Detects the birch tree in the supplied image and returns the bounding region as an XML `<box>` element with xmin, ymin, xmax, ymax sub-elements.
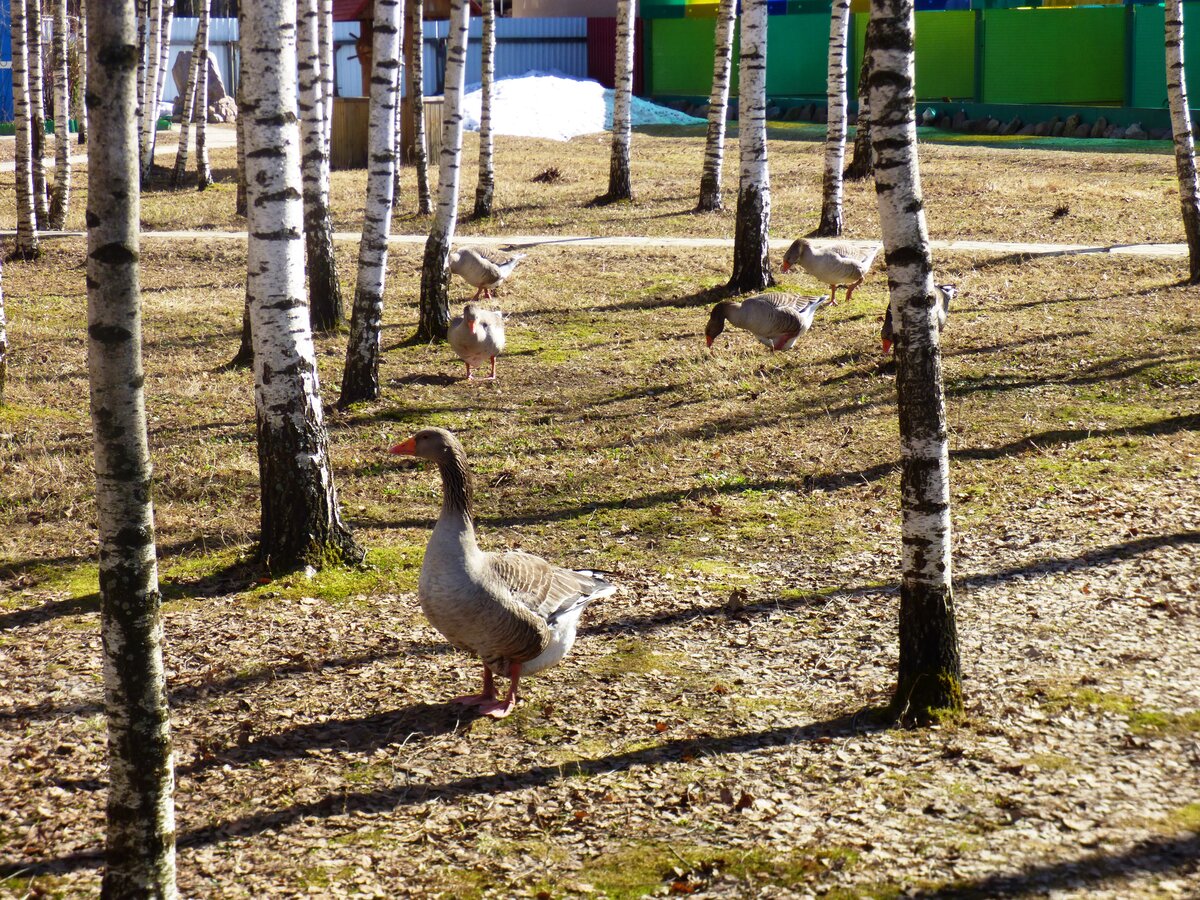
<box><xmin>12</xmin><ymin>0</ymin><xmax>40</xmax><ymax>258</ymax></box>
<box><xmin>728</xmin><ymin>0</ymin><xmax>773</xmax><ymax>293</ymax></box>
<box><xmin>299</xmin><ymin>0</ymin><xmax>343</xmax><ymax>332</ymax></box>
<box><xmin>136</xmin><ymin>0</ymin><xmax>147</xmax><ymax>139</ymax></box>
<box><xmin>697</xmin><ymin>0</ymin><xmax>735</xmax><ymax>213</ymax></box>
<box><xmin>868</xmin><ymin>0</ymin><xmax>963</xmax><ymax>722</ymax></box>
<box><xmin>48</xmin><ymin>0</ymin><xmax>71</xmax><ymax>229</ymax></box>
<box><xmin>235</xmin><ymin>2</ymin><xmax>247</xmax><ymax>216</ymax></box>
<box><xmin>320</xmin><ymin>0</ymin><xmax>335</xmax><ymax>155</ymax></box>
<box><xmin>408</xmin><ymin>0</ymin><xmax>432</xmax><ymax>215</ymax></box>
<box><xmin>340</xmin><ymin>0</ymin><xmax>403</xmax><ymax>402</ymax></box>
<box><xmin>171</xmin><ymin>0</ymin><xmax>210</xmax><ymax>188</ymax></box>
<box><xmin>75</xmin><ymin>1</ymin><xmax>88</xmax><ymax>144</ymax></box>
<box><xmin>146</xmin><ymin>0</ymin><xmax>174</xmax><ymax>182</ymax></box>
<box><xmin>817</xmin><ymin>0</ymin><xmax>851</xmax><ymax>236</ymax></box>
<box><xmin>845</xmin><ymin>48</ymin><xmax>873</xmax><ymax>180</ymax></box>
<box><xmin>196</xmin><ymin>9</ymin><xmax>212</xmax><ymax>191</ymax></box>
<box><xmin>1167</xmin><ymin>0</ymin><xmax>1200</xmax><ymax>282</ymax></box>
<box><xmin>140</xmin><ymin>0</ymin><xmax>163</xmax><ymax>183</ymax></box>
<box><xmin>86</xmin><ymin>1</ymin><xmax>177</xmax><ymax>894</ymax></box>
<box><xmin>242</xmin><ymin>0</ymin><xmax>358</xmax><ymax>569</ymax></box>
<box><xmin>473</xmin><ymin>0</ymin><xmax>496</xmax><ymax>218</ymax></box>
<box><xmin>600</xmin><ymin>0</ymin><xmax>635</xmax><ymax>203</ymax></box>
<box><xmin>28</xmin><ymin>0</ymin><xmax>50</xmax><ymax>229</ymax></box>
<box><xmin>416</xmin><ymin>0</ymin><xmax>469</xmax><ymax>341</ymax></box>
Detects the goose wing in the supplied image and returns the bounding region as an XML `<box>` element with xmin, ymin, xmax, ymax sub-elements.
<box><xmin>488</xmin><ymin>551</ymin><xmax>614</xmax><ymax>622</ymax></box>
<box><xmin>450</xmin><ymin>249</ymin><xmax>503</xmax><ymax>288</ymax></box>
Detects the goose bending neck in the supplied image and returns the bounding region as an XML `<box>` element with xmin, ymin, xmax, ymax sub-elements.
<box><xmin>437</xmin><ymin>452</ymin><xmax>475</xmax><ymax>527</ymax></box>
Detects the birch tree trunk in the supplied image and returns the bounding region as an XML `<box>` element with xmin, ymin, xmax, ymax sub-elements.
<box><xmin>139</xmin><ymin>0</ymin><xmax>162</xmax><ymax>184</ymax></box>
<box><xmin>48</xmin><ymin>0</ymin><xmax>71</xmax><ymax>229</ymax></box>
<box><xmin>299</xmin><ymin>0</ymin><xmax>345</xmax><ymax>333</ymax></box>
<box><xmin>728</xmin><ymin>0</ymin><xmax>773</xmax><ymax>293</ymax></box>
<box><xmin>235</xmin><ymin>2</ymin><xmax>247</xmax><ymax>217</ymax></box>
<box><xmin>86</xmin><ymin>2</ymin><xmax>177</xmax><ymax>895</ymax></box>
<box><xmin>340</xmin><ymin>0</ymin><xmax>403</xmax><ymax>403</ymax></box>
<box><xmin>697</xmin><ymin>0</ymin><xmax>735</xmax><ymax>213</ymax></box>
<box><xmin>171</xmin><ymin>0</ymin><xmax>208</xmax><ymax>188</ymax></box>
<box><xmin>136</xmin><ymin>0</ymin><xmax>147</xmax><ymax>142</ymax></box>
<box><xmin>845</xmin><ymin>46</ymin><xmax>873</xmax><ymax>180</ymax></box>
<box><xmin>601</xmin><ymin>0</ymin><xmax>635</xmax><ymax>203</ymax></box>
<box><xmin>145</xmin><ymin>2</ymin><xmax>174</xmax><ymax>183</ymax></box>
<box><xmin>28</xmin><ymin>0</ymin><xmax>50</xmax><ymax>229</ymax></box>
<box><xmin>196</xmin><ymin>7</ymin><xmax>212</xmax><ymax>190</ymax></box>
<box><xmin>817</xmin><ymin>0</ymin><xmax>850</xmax><ymax>237</ymax></box>
<box><xmin>11</xmin><ymin>0</ymin><xmax>40</xmax><ymax>258</ymax></box>
<box><xmin>1166</xmin><ymin>0</ymin><xmax>1200</xmax><ymax>282</ymax></box>
<box><xmin>408</xmin><ymin>0</ymin><xmax>432</xmax><ymax>215</ymax></box>
<box><xmin>416</xmin><ymin>0</ymin><xmax>469</xmax><ymax>341</ymax></box>
<box><xmin>75</xmin><ymin>0</ymin><xmax>88</xmax><ymax>144</ymax></box>
<box><xmin>472</xmin><ymin>0</ymin><xmax>496</xmax><ymax>218</ymax></box>
<box><xmin>229</xmin><ymin>290</ymin><xmax>254</xmax><ymax>368</ymax></box>
<box><xmin>242</xmin><ymin>0</ymin><xmax>358</xmax><ymax>570</ymax></box>
<box><xmin>868</xmin><ymin>0</ymin><xmax>963</xmax><ymax>723</ymax></box>
<box><xmin>320</xmin><ymin>0</ymin><xmax>335</xmax><ymax>156</ymax></box>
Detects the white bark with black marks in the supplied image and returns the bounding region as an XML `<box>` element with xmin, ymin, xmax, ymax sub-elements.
<box><xmin>1166</xmin><ymin>0</ymin><xmax>1200</xmax><ymax>282</ymax></box>
<box><xmin>234</xmin><ymin>2</ymin><xmax>247</xmax><ymax>217</ymax></box>
<box><xmin>409</xmin><ymin>0</ymin><xmax>432</xmax><ymax>215</ymax></box>
<box><xmin>320</xmin><ymin>0</ymin><xmax>335</xmax><ymax>157</ymax></box>
<box><xmin>11</xmin><ymin>0</ymin><xmax>39</xmax><ymax>257</ymax></box>
<box><xmin>171</xmin><ymin>0</ymin><xmax>209</xmax><ymax>188</ymax></box>
<box><xmin>145</xmin><ymin>1</ymin><xmax>174</xmax><ymax>183</ymax></box>
<box><xmin>0</xmin><ymin>263</ymin><xmax>7</xmax><ymax>404</ymax></box>
<box><xmin>49</xmin><ymin>0</ymin><xmax>71</xmax><ymax>229</ymax></box>
<box><xmin>728</xmin><ymin>0</ymin><xmax>773</xmax><ymax>293</ymax></box>
<box><xmin>195</xmin><ymin>0</ymin><xmax>213</xmax><ymax>189</ymax></box>
<box><xmin>140</xmin><ymin>0</ymin><xmax>162</xmax><ymax>184</ymax></box>
<box><xmin>28</xmin><ymin>0</ymin><xmax>49</xmax><ymax>229</ymax></box>
<box><xmin>604</xmin><ymin>0</ymin><xmax>635</xmax><ymax>202</ymax></box>
<box><xmin>473</xmin><ymin>0</ymin><xmax>496</xmax><ymax>218</ymax></box>
<box><xmin>817</xmin><ymin>0</ymin><xmax>850</xmax><ymax>237</ymax></box>
<box><xmin>299</xmin><ymin>0</ymin><xmax>343</xmax><ymax>332</ymax></box>
<box><xmin>86</xmin><ymin>2</ymin><xmax>177</xmax><ymax>894</ymax></box>
<box><xmin>868</xmin><ymin>0</ymin><xmax>962</xmax><ymax>720</ymax></box>
<box><xmin>845</xmin><ymin>46</ymin><xmax>873</xmax><ymax>180</ymax></box>
<box><xmin>697</xmin><ymin>0</ymin><xmax>735</xmax><ymax>213</ymax></box>
<box><xmin>136</xmin><ymin>0</ymin><xmax>147</xmax><ymax>142</ymax></box>
<box><xmin>75</xmin><ymin>1</ymin><xmax>88</xmax><ymax>144</ymax></box>
<box><xmin>417</xmin><ymin>0</ymin><xmax>470</xmax><ymax>341</ymax></box>
<box><xmin>340</xmin><ymin>0</ymin><xmax>403</xmax><ymax>404</ymax></box>
<box><xmin>242</xmin><ymin>0</ymin><xmax>358</xmax><ymax>569</ymax></box>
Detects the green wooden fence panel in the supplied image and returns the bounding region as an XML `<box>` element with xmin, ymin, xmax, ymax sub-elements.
<box><xmin>851</xmin><ymin>11</ymin><xmax>975</xmax><ymax>102</ymax></box>
<box><xmin>649</xmin><ymin>17</ymin><xmax>726</xmax><ymax>96</ymax></box>
<box><xmin>982</xmin><ymin>7</ymin><xmax>1126</xmax><ymax>104</ymax></box>
<box><xmin>1129</xmin><ymin>2</ymin><xmax>1200</xmax><ymax>110</ymax></box>
<box><xmin>765</xmin><ymin>14</ymin><xmax>829</xmax><ymax>95</ymax></box>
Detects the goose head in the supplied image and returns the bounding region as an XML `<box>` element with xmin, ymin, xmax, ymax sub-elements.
<box><xmin>780</xmin><ymin>239</ymin><xmax>810</xmax><ymax>273</ymax></box>
<box><xmin>389</xmin><ymin>427</ymin><xmax>465</xmax><ymax>463</ymax></box>
<box><xmin>704</xmin><ymin>301</ymin><xmax>734</xmax><ymax>347</ymax></box>
<box><xmin>461</xmin><ymin>302</ymin><xmax>482</xmax><ymax>333</ymax></box>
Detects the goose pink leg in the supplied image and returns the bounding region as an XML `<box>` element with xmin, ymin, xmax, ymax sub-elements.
<box><xmin>844</xmin><ymin>278</ymin><xmax>863</xmax><ymax>303</ymax></box>
<box><xmin>487</xmin><ymin>356</ymin><xmax>497</xmax><ymax>379</ymax></box>
<box><xmin>477</xmin><ymin>662</ymin><xmax>522</xmax><ymax>718</ymax></box>
<box><xmin>827</xmin><ymin>285</ymin><xmax>840</xmax><ymax>306</ymax></box>
<box><xmin>451</xmin><ymin>667</ymin><xmax>496</xmax><ymax>706</ymax></box>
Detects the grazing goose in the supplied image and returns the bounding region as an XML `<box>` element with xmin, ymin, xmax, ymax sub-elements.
<box><xmin>780</xmin><ymin>239</ymin><xmax>880</xmax><ymax>305</ymax></box>
<box><xmin>881</xmin><ymin>283</ymin><xmax>957</xmax><ymax>354</ymax></box>
<box><xmin>705</xmin><ymin>293</ymin><xmax>831</xmax><ymax>352</ymax></box>
<box><xmin>449</xmin><ymin>247</ymin><xmax>527</xmax><ymax>300</ymax></box>
<box><xmin>448</xmin><ymin>303</ymin><xmax>506</xmax><ymax>380</ymax></box>
<box><xmin>389</xmin><ymin>428</ymin><xmax>615</xmax><ymax>718</ymax></box>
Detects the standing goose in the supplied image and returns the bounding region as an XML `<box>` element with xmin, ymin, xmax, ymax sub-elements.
<box><xmin>780</xmin><ymin>238</ymin><xmax>880</xmax><ymax>305</ymax></box>
<box><xmin>881</xmin><ymin>283</ymin><xmax>957</xmax><ymax>354</ymax></box>
<box><xmin>390</xmin><ymin>428</ymin><xmax>615</xmax><ymax>718</ymax></box>
<box><xmin>449</xmin><ymin>247</ymin><xmax>527</xmax><ymax>300</ymax></box>
<box><xmin>705</xmin><ymin>293</ymin><xmax>831</xmax><ymax>352</ymax></box>
<box><xmin>448</xmin><ymin>303</ymin><xmax>506</xmax><ymax>380</ymax></box>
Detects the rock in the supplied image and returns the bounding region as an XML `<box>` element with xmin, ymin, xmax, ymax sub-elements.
<box><xmin>815</xmin><ymin>105</ymin><xmax>828</xmax><ymax>124</ymax></box>
<box><xmin>1089</xmin><ymin>116</ymin><xmax>1108</xmax><ymax>138</ymax></box>
<box><xmin>937</xmin><ymin>115</ymin><xmax>953</xmax><ymax>130</ymax></box>
<box><xmin>921</xmin><ymin>107</ymin><xmax>937</xmax><ymax>126</ymax></box>
<box><xmin>1124</xmin><ymin>122</ymin><xmax>1148</xmax><ymax>140</ymax></box>
<box><xmin>1033</xmin><ymin>121</ymin><xmax>1048</xmax><ymax>136</ymax></box>
<box><xmin>1151</xmin><ymin>127</ymin><xmax>1170</xmax><ymax>140</ymax></box>
<box><xmin>171</xmin><ymin>50</ymin><xmax>228</xmax><ymax>109</ymax></box>
<box><xmin>952</xmin><ymin>110</ymin><xmax>969</xmax><ymax>130</ymax></box>
<box><xmin>784</xmin><ymin>105</ymin><xmax>805</xmax><ymax>121</ymax></box>
<box><xmin>1074</xmin><ymin>124</ymin><xmax>1090</xmax><ymax>138</ymax></box>
<box><xmin>985</xmin><ymin>117</ymin><xmax>1001</xmax><ymax>134</ymax></box>
<box><xmin>802</xmin><ymin>103</ymin><xmax>816</xmax><ymax>121</ymax></box>
<box><xmin>1018</xmin><ymin>123</ymin><xmax>1036</xmax><ymax>136</ymax></box>
<box><xmin>208</xmin><ymin>96</ymin><xmax>238</xmax><ymax>124</ymax></box>
<box><xmin>694</xmin><ymin>103</ymin><xmax>711</xmax><ymax>119</ymax></box>
<box><xmin>1104</xmin><ymin>124</ymin><xmax>1118</xmax><ymax>138</ymax></box>
<box><xmin>1051</xmin><ymin>121</ymin><xmax>1066</xmax><ymax>137</ymax></box>
<box><xmin>1001</xmin><ymin>116</ymin><xmax>1023</xmax><ymax>135</ymax></box>
<box><xmin>1064</xmin><ymin>113</ymin><xmax>1082</xmax><ymax>133</ymax></box>
<box><xmin>765</xmin><ymin>105</ymin><xmax>781</xmax><ymax>120</ymax></box>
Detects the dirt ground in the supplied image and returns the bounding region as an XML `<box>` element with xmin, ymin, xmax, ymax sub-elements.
<box><xmin>0</xmin><ymin>127</ymin><xmax>1197</xmax><ymax>898</ymax></box>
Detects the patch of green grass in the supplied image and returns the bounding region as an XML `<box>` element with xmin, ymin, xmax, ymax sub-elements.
<box><xmin>1025</xmin><ymin>753</ymin><xmax>1077</xmax><ymax>772</ymax></box>
<box><xmin>342</xmin><ymin>762</ymin><xmax>393</xmax><ymax>785</ymax></box>
<box><xmin>247</xmin><ymin>545</ymin><xmax>423</xmax><ymax>604</ymax></box>
<box><xmin>591</xmin><ymin>638</ymin><xmax>687</xmax><ymax>679</ymax></box>
<box><xmin>1167</xmin><ymin>802</ymin><xmax>1200</xmax><ymax>832</ymax></box>
<box><xmin>1043</xmin><ymin>688</ymin><xmax>1200</xmax><ymax>736</ymax></box>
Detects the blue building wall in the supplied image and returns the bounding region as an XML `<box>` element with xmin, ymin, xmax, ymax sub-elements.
<box><xmin>0</xmin><ymin>0</ymin><xmax>13</xmax><ymax>123</ymax></box>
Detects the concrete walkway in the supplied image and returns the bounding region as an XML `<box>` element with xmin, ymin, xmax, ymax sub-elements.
<box><xmin>3</xmin><ymin>228</ymin><xmax>1189</xmax><ymax>259</ymax></box>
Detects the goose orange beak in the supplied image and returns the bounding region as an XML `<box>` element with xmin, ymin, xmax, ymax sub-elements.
<box><xmin>881</xmin><ymin>339</ymin><xmax>893</xmax><ymax>355</ymax></box>
<box><xmin>389</xmin><ymin>437</ymin><xmax>417</xmax><ymax>455</ymax></box>
<box><xmin>780</xmin><ymin>260</ymin><xmax>791</xmax><ymax>273</ymax></box>
<box><xmin>705</xmin><ymin>335</ymin><xmax>714</xmax><ymax>348</ymax></box>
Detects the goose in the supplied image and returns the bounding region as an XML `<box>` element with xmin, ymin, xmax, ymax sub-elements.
<box><xmin>705</xmin><ymin>293</ymin><xmax>831</xmax><ymax>352</ymax></box>
<box><xmin>880</xmin><ymin>284</ymin><xmax>957</xmax><ymax>354</ymax></box>
<box><xmin>448</xmin><ymin>303</ymin><xmax>506</xmax><ymax>380</ymax></box>
<box><xmin>780</xmin><ymin>239</ymin><xmax>880</xmax><ymax>305</ymax></box>
<box><xmin>389</xmin><ymin>428</ymin><xmax>615</xmax><ymax>718</ymax></box>
<box><xmin>449</xmin><ymin>247</ymin><xmax>527</xmax><ymax>300</ymax></box>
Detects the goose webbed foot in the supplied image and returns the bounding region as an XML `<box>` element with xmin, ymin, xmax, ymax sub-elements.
<box><xmin>478</xmin><ymin>662</ymin><xmax>521</xmax><ymax>718</ymax></box>
<box><xmin>451</xmin><ymin>667</ymin><xmax>496</xmax><ymax>706</ymax></box>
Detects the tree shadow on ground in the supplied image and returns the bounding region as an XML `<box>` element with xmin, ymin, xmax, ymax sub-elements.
<box><xmin>590</xmin><ymin>282</ymin><xmax>734</xmax><ymax>314</ymax></box>
<box><xmin>907</xmin><ymin>831</ymin><xmax>1199</xmax><ymax>898</ymax></box>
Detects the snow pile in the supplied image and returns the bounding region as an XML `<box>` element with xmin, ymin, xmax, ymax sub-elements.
<box><xmin>460</xmin><ymin>72</ymin><xmax>704</xmax><ymax>142</ymax></box>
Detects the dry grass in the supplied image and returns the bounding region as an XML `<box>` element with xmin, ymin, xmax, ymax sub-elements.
<box><xmin>1</xmin><ymin>131</ymin><xmax>1198</xmax><ymax>898</ymax></box>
